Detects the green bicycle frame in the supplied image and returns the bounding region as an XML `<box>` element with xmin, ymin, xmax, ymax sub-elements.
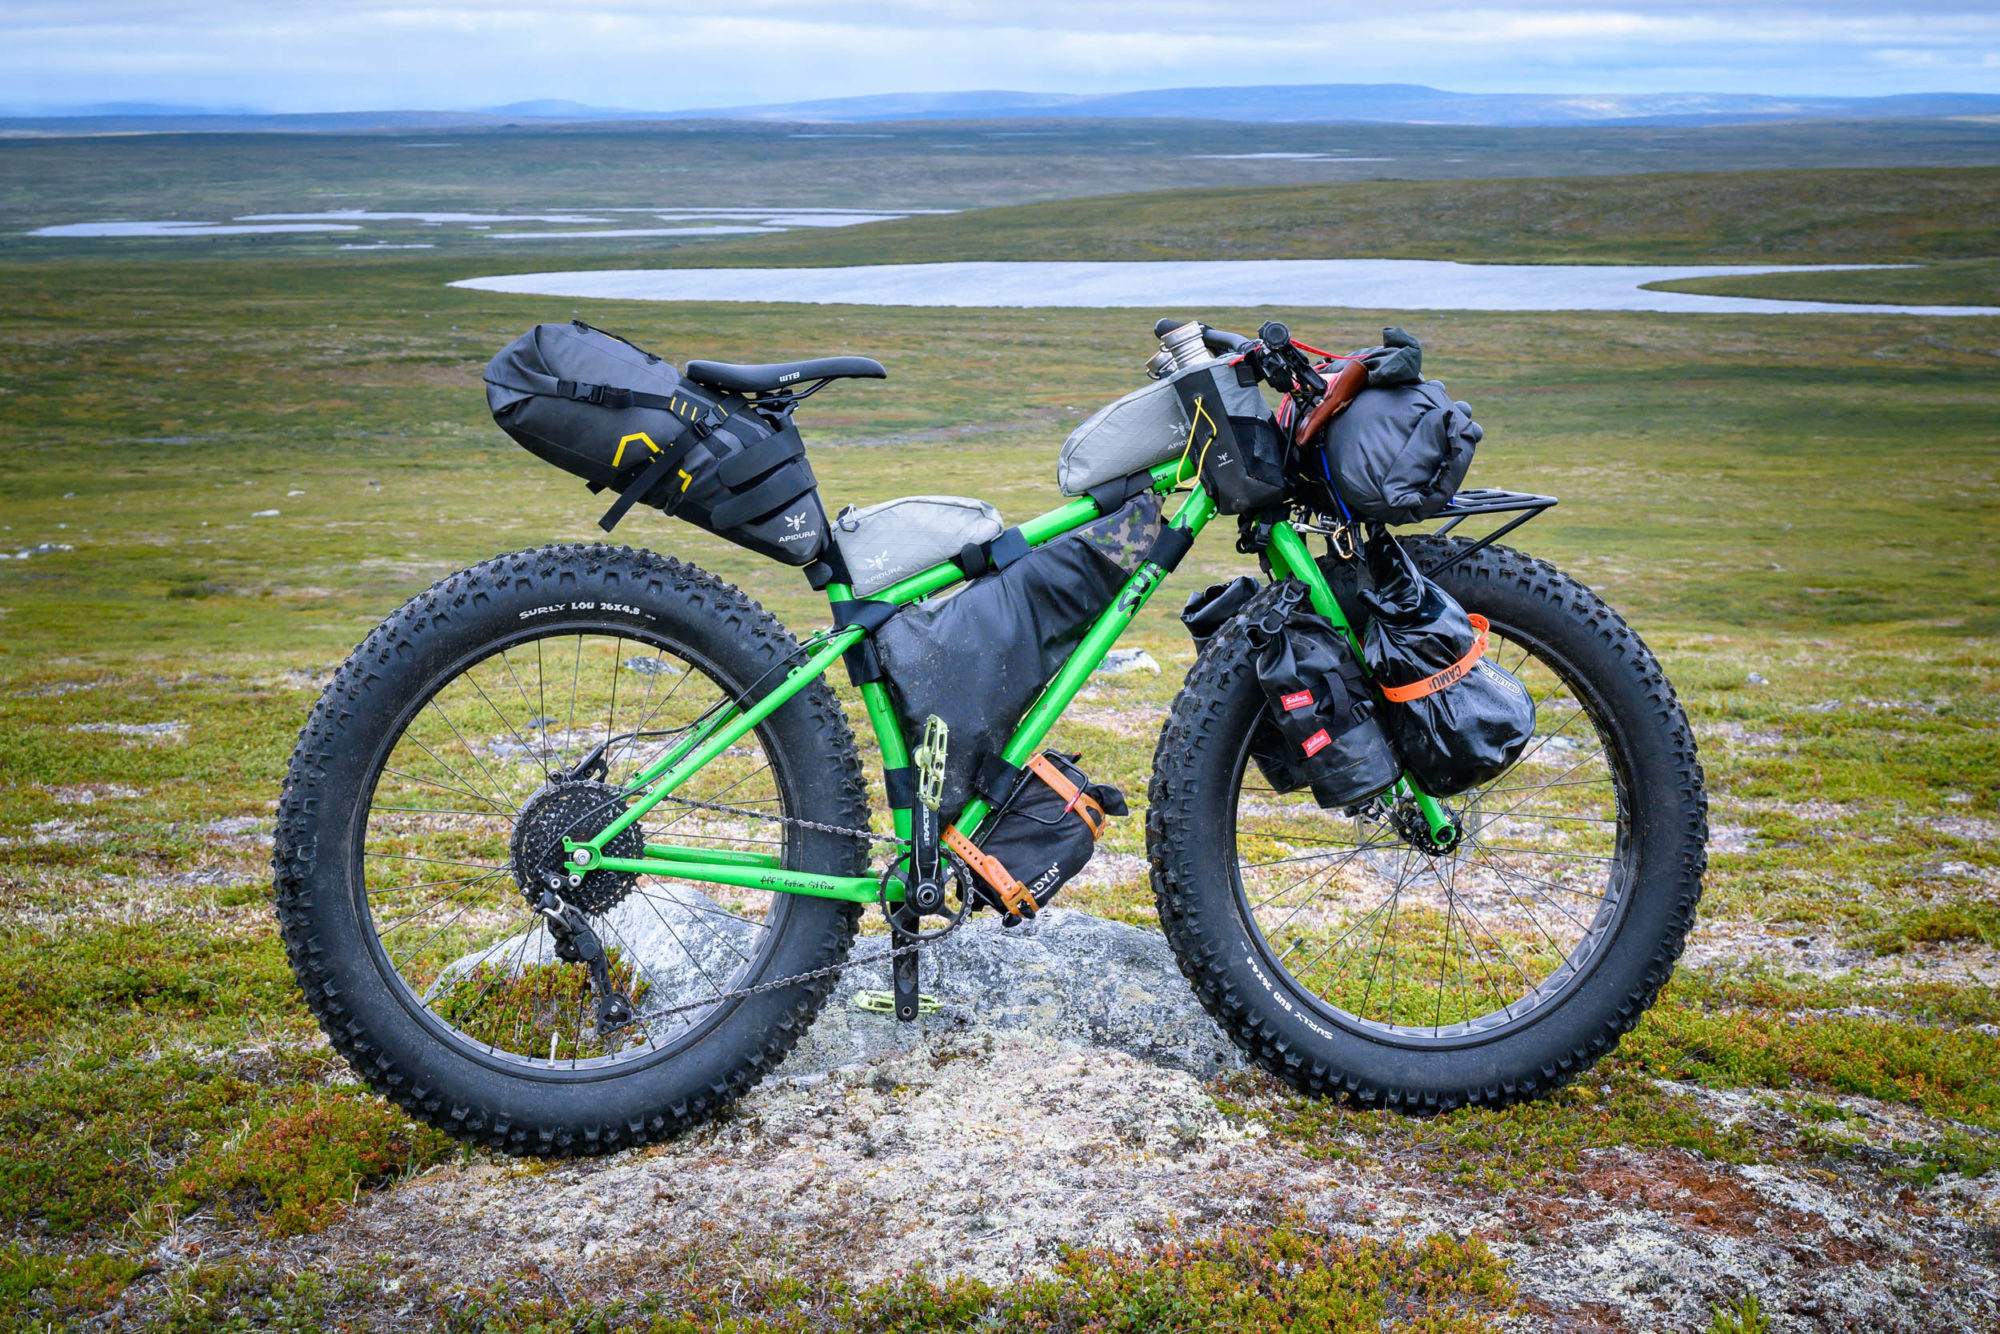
<box><xmin>567</xmin><ymin>457</ymin><xmax>1456</xmax><ymax>902</ymax></box>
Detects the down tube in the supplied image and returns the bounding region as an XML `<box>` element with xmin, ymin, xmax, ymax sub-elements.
<box><xmin>951</xmin><ymin>485</ymin><xmax>1219</xmax><ymax>836</ymax></box>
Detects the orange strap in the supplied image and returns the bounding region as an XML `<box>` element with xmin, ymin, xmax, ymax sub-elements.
<box><xmin>945</xmin><ymin>755</ymin><xmax>1112</xmax><ymax>917</ymax></box>
<box><xmin>1025</xmin><ymin>753</ymin><xmax>1108</xmax><ymax>839</ymax></box>
<box><xmin>943</xmin><ymin>827</ymin><xmax>1038</xmax><ymax>917</ymax></box>
<box><xmin>1378</xmin><ymin>614</ymin><xmax>1490</xmax><ymax>704</ymax></box>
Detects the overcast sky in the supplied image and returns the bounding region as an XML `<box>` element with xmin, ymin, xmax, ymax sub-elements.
<box><xmin>5</xmin><ymin>2</ymin><xmax>1998</xmax><ymax>113</ymax></box>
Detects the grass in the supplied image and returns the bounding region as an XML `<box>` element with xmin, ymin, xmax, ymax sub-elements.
<box><xmin>674</xmin><ymin>166</ymin><xmax>2000</xmax><ymax>267</ymax></box>
<box><xmin>0</xmin><ymin>155</ymin><xmax>1996</xmax><ymax>1326</ymax></box>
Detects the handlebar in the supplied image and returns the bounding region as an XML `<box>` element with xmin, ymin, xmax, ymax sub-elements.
<box><xmin>1152</xmin><ymin>316</ymin><xmax>1253</xmax><ymax>356</ymax></box>
<box><xmin>1151</xmin><ymin>317</ymin><xmax>1326</xmax><ymax>395</ymax></box>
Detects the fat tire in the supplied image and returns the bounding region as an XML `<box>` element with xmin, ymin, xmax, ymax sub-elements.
<box><xmin>1148</xmin><ymin>537</ymin><xmax>1707</xmax><ymax>1112</ymax></box>
<box><xmin>273</xmin><ymin>543</ymin><xmax>869</xmax><ymax>1155</ymax></box>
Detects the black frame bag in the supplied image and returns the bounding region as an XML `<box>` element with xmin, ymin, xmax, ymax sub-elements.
<box><xmin>484</xmin><ymin>321</ymin><xmax>830</xmax><ymax>566</ymax></box>
<box><xmin>1171</xmin><ymin>363</ymin><xmax>1287</xmax><ymax>515</ymax></box>
<box><xmin>1246</xmin><ymin>582</ymin><xmax>1402</xmax><ymax>809</ymax></box>
<box><xmin>872</xmin><ymin>494</ymin><xmax>1164</xmax><ymax>820</ymax></box>
<box><xmin>947</xmin><ymin>752</ymin><xmax>1127</xmax><ymax>920</ymax></box>
<box><xmin>1359</xmin><ymin>531</ymin><xmax>1535</xmax><ymax>796</ymax></box>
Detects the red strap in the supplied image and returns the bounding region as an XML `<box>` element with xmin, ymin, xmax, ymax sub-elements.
<box><xmin>1378</xmin><ymin>615</ymin><xmax>1490</xmax><ymax>704</ymax></box>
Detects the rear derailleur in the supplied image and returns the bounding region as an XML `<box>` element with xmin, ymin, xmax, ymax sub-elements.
<box><xmin>534</xmin><ymin>876</ymin><xmax>635</xmax><ymax>1035</ymax></box>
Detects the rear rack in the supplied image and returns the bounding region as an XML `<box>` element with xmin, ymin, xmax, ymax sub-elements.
<box><xmin>1424</xmin><ymin>488</ymin><xmax>1558</xmax><ymax>575</ymax></box>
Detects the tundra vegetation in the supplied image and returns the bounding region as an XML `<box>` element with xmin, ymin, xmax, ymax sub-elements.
<box><xmin>0</xmin><ymin>124</ymin><xmax>1995</xmax><ymax>1330</ymax></box>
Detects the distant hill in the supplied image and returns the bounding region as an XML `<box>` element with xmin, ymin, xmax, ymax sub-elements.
<box><xmin>6</xmin><ymin>84</ymin><xmax>2000</xmax><ymax>135</ymax></box>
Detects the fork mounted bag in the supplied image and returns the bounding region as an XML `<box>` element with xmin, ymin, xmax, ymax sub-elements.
<box><xmin>947</xmin><ymin>751</ymin><xmax>1127</xmax><ymax>920</ymax></box>
<box><xmin>873</xmin><ymin>493</ymin><xmax>1163</xmax><ymax>819</ymax></box>
<box><xmin>1247</xmin><ymin>582</ymin><xmax>1402</xmax><ymax>809</ymax></box>
<box><xmin>1180</xmin><ymin>576</ymin><xmax>1308</xmax><ymax>795</ymax></box>
<box><xmin>484</xmin><ymin>321</ymin><xmax>829</xmax><ymax>565</ymax></box>
<box><xmin>1359</xmin><ymin>530</ymin><xmax>1535</xmax><ymax>796</ymax></box>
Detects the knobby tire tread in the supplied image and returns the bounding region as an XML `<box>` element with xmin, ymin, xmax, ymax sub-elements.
<box><xmin>273</xmin><ymin>543</ymin><xmax>869</xmax><ymax>1156</ymax></box>
<box><xmin>1147</xmin><ymin>537</ymin><xmax>1708</xmax><ymax>1113</ymax></box>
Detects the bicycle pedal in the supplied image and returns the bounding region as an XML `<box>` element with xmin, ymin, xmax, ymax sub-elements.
<box><xmin>851</xmin><ymin>989</ymin><xmax>938</xmax><ymax>1015</ymax></box>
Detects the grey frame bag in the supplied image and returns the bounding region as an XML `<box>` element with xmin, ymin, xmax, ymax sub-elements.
<box><xmin>484</xmin><ymin>321</ymin><xmax>830</xmax><ymax>566</ymax></box>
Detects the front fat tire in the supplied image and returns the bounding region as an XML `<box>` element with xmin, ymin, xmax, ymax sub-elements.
<box><xmin>273</xmin><ymin>544</ymin><xmax>869</xmax><ymax>1155</ymax></box>
<box><xmin>1148</xmin><ymin>538</ymin><xmax>1707</xmax><ymax>1112</ymax></box>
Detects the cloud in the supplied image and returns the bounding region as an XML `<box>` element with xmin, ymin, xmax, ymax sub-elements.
<box><xmin>3</xmin><ymin>2</ymin><xmax>1998</xmax><ymax>112</ymax></box>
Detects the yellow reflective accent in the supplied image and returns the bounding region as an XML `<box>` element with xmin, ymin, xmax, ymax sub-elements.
<box><xmin>677</xmin><ymin>469</ymin><xmax>693</xmax><ymax>491</ymax></box>
<box><xmin>612</xmin><ymin>432</ymin><xmax>660</xmax><ymax>469</ymax></box>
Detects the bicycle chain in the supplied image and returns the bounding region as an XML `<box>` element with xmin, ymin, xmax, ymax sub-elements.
<box><xmin>595</xmin><ymin>793</ymin><xmax>960</xmax><ymax>1032</ymax></box>
<box><xmin>649</xmin><ymin>790</ymin><xmax>911</xmax><ymax>848</ymax></box>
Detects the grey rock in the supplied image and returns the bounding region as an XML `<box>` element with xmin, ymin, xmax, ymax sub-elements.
<box><xmin>436</xmin><ymin>889</ymin><xmax>1242</xmax><ymax>1078</ymax></box>
<box><xmin>778</xmin><ymin>907</ymin><xmax>1244</xmax><ymax>1079</ymax></box>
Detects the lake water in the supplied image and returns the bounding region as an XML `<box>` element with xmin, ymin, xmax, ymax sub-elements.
<box><xmin>27</xmin><ymin>207</ymin><xmax>955</xmax><ymax>241</ymax></box>
<box><xmin>449</xmin><ymin>259</ymin><xmax>2000</xmax><ymax>316</ymax></box>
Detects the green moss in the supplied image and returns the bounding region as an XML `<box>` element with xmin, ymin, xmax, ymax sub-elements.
<box><xmin>165</xmin><ymin>1096</ymin><xmax>456</xmax><ymax>1237</ymax></box>
<box><xmin>1220</xmin><ymin>1067</ymin><xmax>1754</xmax><ymax>1189</ymax></box>
<box><xmin>1621</xmin><ymin>995</ymin><xmax>2000</xmax><ymax>1129</ymax></box>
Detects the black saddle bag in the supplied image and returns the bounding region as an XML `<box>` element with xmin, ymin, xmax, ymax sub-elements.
<box><xmin>949</xmin><ymin>751</ymin><xmax>1127</xmax><ymax>920</ymax></box>
<box><xmin>873</xmin><ymin>494</ymin><xmax>1163</xmax><ymax>820</ymax></box>
<box><xmin>1246</xmin><ymin>582</ymin><xmax>1402</xmax><ymax>809</ymax></box>
<box><xmin>1171</xmin><ymin>362</ymin><xmax>1287</xmax><ymax>515</ymax></box>
<box><xmin>1359</xmin><ymin>531</ymin><xmax>1535</xmax><ymax>796</ymax></box>
<box><xmin>484</xmin><ymin>321</ymin><xmax>829</xmax><ymax>565</ymax></box>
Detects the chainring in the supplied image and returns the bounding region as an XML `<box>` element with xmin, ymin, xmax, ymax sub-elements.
<box><xmin>510</xmin><ymin>779</ymin><xmax>647</xmax><ymax>913</ymax></box>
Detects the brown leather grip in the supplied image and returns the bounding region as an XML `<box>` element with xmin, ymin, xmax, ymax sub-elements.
<box><xmin>1293</xmin><ymin>359</ymin><xmax>1370</xmax><ymax>447</ymax></box>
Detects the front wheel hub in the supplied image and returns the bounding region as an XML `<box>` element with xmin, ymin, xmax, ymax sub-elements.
<box><xmin>510</xmin><ymin>779</ymin><xmax>646</xmax><ymax>913</ymax></box>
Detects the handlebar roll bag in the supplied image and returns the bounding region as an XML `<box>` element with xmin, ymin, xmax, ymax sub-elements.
<box><xmin>1314</xmin><ymin>380</ymin><xmax>1481</xmax><ymax>525</ymax></box>
<box><xmin>485</xmin><ymin>321</ymin><xmax>829</xmax><ymax>565</ymax></box>
<box><xmin>874</xmin><ymin>493</ymin><xmax>1163</xmax><ymax>820</ymax></box>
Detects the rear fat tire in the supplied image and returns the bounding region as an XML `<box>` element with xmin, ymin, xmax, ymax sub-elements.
<box><xmin>1147</xmin><ymin>538</ymin><xmax>1707</xmax><ymax>1111</ymax></box>
<box><xmin>273</xmin><ymin>544</ymin><xmax>869</xmax><ymax>1156</ymax></box>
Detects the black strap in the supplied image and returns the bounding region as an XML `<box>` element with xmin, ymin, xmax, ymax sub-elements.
<box><xmin>553</xmin><ymin>378</ymin><xmax>723</xmax><ymax>438</ymax></box>
<box><xmin>987</xmin><ymin>528</ymin><xmax>1031</xmax><ymax>571</ymax></box>
<box><xmin>804</xmin><ymin>541</ymin><xmax>851</xmax><ymax>591</ymax></box>
<box><xmin>707</xmin><ymin>459</ymin><xmax>816</xmax><ymax>529</ymax></box>
<box><xmin>714</xmin><ymin>426</ymin><xmax>804</xmax><ymax>488</ymax></box>
<box><xmin>882</xmin><ymin>766</ymin><xmax>916</xmax><ymax>811</ymax></box>
<box><xmin>830</xmin><ymin>599</ymin><xmax>900</xmax><ymax>636</ymax></box>
<box><xmin>1086</xmin><ymin>472</ymin><xmax>1155</xmax><ymax>514</ymax></box>
<box><xmin>842</xmin><ymin>640</ymin><xmax>885</xmax><ymax>686</ymax></box>
<box><xmin>952</xmin><ymin>526</ymin><xmax>1030</xmax><ymax>579</ymax></box>
<box><xmin>1146</xmin><ymin>525</ymin><xmax>1195</xmax><ymax>573</ymax></box>
<box><xmin>973</xmin><ymin>752</ymin><xmax>1023</xmax><ymax>807</ymax></box>
<box><xmin>596</xmin><ymin>453</ymin><xmax>679</xmax><ymax>533</ymax></box>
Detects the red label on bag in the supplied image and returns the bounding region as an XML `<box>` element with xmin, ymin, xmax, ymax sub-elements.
<box><xmin>1280</xmin><ymin>689</ymin><xmax>1314</xmax><ymax>712</ymax></box>
<box><xmin>1302</xmin><ymin>729</ymin><xmax>1332</xmax><ymax>757</ymax></box>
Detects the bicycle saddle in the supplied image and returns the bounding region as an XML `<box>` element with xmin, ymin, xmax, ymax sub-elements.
<box><xmin>683</xmin><ymin>356</ymin><xmax>886</xmax><ymax>394</ymax></box>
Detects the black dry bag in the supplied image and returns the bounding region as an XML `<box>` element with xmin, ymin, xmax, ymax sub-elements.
<box><xmin>1246</xmin><ymin>582</ymin><xmax>1402</xmax><ymax>809</ymax></box>
<box><xmin>1181</xmin><ymin>576</ymin><xmax>1312</xmax><ymax>796</ymax></box>
<box><xmin>484</xmin><ymin>321</ymin><xmax>830</xmax><ymax>565</ymax></box>
<box><xmin>948</xmin><ymin>752</ymin><xmax>1127</xmax><ymax>921</ymax></box>
<box><xmin>1358</xmin><ymin>531</ymin><xmax>1535</xmax><ymax>797</ymax></box>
